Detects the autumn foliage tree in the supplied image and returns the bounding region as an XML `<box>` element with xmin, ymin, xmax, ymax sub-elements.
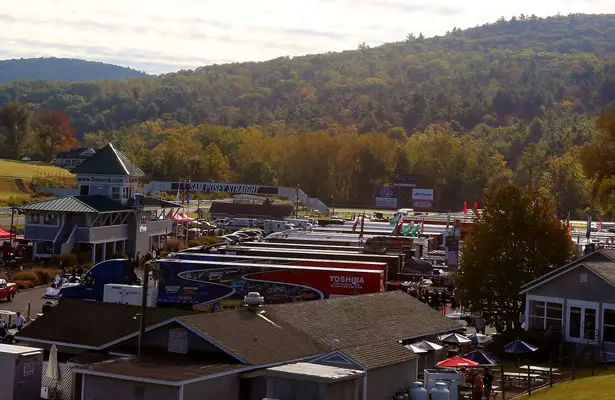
<box><xmin>35</xmin><ymin>109</ymin><xmax>77</xmax><ymax>160</ymax></box>
<box><xmin>456</xmin><ymin>184</ymin><xmax>574</xmax><ymax>332</ymax></box>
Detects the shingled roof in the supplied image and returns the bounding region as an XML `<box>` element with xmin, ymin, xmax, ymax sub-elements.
<box><xmin>179</xmin><ymin>291</ymin><xmax>456</xmax><ymax>369</ymax></box>
<box><xmin>71</xmin><ymin>143</ymin><xmax>144</xmax><ymax>176</ymax></box>
<box><xmin>17</xmin><ymin>300</ymin><xmax>193</xmax><ymax>348</ymax></box>
<box><xmin>179</xmin><ymin>309</ymin><xmax>327</xmax><ymax>365</ymax></box>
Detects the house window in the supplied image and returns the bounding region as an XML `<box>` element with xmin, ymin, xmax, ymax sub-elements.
<box><xmin>580</xmin><ymin>274</ymin><xmax>588</xmax><ymax>283</ymax></box>
<box><xmin>529</xmin><ymin>301</ymin><xmax>545</xmax><ymax>330</ymax></box>
<box><xmin>528</xmin><ymin>300</ymin><xmax>563</xmax><ymax>330</ymax></box>
<box><xmin>604</xmin><ymin>309</ymin><xmax>615</xmax><ymax>343</ymax></box>
<box><xmin>112</xmin><ymin>187</ymin><xmax>120</xmax><ymax>199</ymax></box>
<box><xmin>44</xmin><ymin>214</ymin><xmax>58</xmax><ymax>225</ymax></box>
<box><xmin>546</xmin><ymin>303</ymin><xmax>563</xmax><ymax>329</ymax></box>
<box><xmin>80</xmin><ymin>185</ymin><xmax>89</xmax><ymax>196</ymax></box>
<box><xmin>28</xmin><ymin>213</ymin><xmax>41</xmax><ymax>224</ymax></box>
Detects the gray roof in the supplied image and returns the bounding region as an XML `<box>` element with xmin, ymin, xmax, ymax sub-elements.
<box><xmin>181</xmin><ymin>291</ymin><xmax>455</xmax><ymax>369</ymax></box>
<box><xmin>584</xmin><ymin>262</ymin><xmax>615</xmax><ymax>287</ymax></box>
<box><xmin>340</xmin><ymin>340</ymin><xmax>417</xmax><ymax>369</ymax></box>
<box><xmin>71</xmin><ymin>143</ymin><xmax>144</xmax><ymax>176</ymax></box>
<box><xmin>19</xmin><ymin>195</ymin><xmax>133</xmax><ymax>214</ymax></box>
<box><xmin>520</xmin><ymin>250</ymin><xmax>615</xmax><ymax>294</ymax></box>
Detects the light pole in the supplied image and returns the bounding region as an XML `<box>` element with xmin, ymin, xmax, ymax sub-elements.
<box><xmin>295</xmin><ymin>185</ymin><xmax>299</xmax><ymax>218</ymax></box>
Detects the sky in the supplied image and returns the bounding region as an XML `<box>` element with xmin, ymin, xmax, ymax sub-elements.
<box><xmin>0</xmin><ymin>0</ymin><xmax>613</xmax><ymax>74</ymax></box>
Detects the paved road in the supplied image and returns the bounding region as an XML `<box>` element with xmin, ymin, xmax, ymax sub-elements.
<box><xmin>0</xmin><ymin>215</ymin><xmax>24</xmax><ymax>229</ymax></box>
<box><xmin>0</xmin><ymin>286</ymin><xmax>47</xmax><ymax>318</ymax></box>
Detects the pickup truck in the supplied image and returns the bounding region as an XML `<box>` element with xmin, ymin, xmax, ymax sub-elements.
<box><xmin>0</xmin><ymin>279</ymin><xmax>17</xmax><ymax>302</ymax></box>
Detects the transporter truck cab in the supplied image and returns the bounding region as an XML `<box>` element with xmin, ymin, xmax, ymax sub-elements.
<box><xmin>59</xmin><ymin>259</ymin><xmax>140</xmax><ymax>301</ymax></box>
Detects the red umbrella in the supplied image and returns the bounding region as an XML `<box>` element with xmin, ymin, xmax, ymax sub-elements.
<box><xmin>436</xmin><ymin>356</ymin><xmax>479</xmax><ymax>368</ymax></box>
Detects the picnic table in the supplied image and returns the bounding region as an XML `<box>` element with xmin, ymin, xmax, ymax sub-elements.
<box><xmin>519</xmin><ymin>365</ymin><xmax>560</xmax><ymax>374</ymax></box>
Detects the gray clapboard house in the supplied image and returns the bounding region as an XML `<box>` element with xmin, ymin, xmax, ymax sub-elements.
<box><xmin>20</xmin><ymin>143</ymin><xmax>179</xmax><ymax>263</ymax></box>
<box><xmin>520</xmin><ymin>249</ymin><xmax>615</xmax><ymax>361</ymax></box>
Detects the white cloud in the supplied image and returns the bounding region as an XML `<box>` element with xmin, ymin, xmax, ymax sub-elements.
<box><xmin>0</xmin><ymin>0</ymin><xmax>612</xmax><ymax>74</ymax></box>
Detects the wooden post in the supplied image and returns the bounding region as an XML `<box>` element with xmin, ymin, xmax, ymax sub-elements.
<box><xmin>527</xmin><ymin>360</ymin><xmax>532</xmax><ymax>396</ymax></box>
<box><xmin>549</xmin><ymin>352</ymin><xmax>553</xmax><ymax>388</ymax></box>
<box><xmin>500</xmin><ymin>364</ymin><xmax>506</xmax><ymax>400</ymax></box>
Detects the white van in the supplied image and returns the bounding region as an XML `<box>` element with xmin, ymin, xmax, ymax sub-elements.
<box><xmin>264</xmin><ymin>220</ymin><xmax>295</xmax><ymax>234</ymax></box>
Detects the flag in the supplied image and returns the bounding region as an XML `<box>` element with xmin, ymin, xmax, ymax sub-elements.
<box><xmin>186</xmin><ymin>182</ymin><xmax>191</xmax><ymax>206</ymax></box>
<box><xmin>586</xmin><ymin>214</ymin><xmax>592</xmax><ymax>240</ymax></box>
<box><xmin>599</xmin><ymin>215</ymin><xmax>604</xmax><ymax>232</ymax></box>
<box><xmin>402</xmin><ymin>224</ymin><xmax>412</xmax><ymax>236</ymax></box>
<box><xmin>389</xmin><ymin>214</ymin><xmax>399</xmax><ymax>227</ymax></box>
<box><xmin>392</xmin><ymin>215</ymin><xmax>404</xmax><ymax>235</ymax></box>
<box><xmin>352</xmin><ymin>217</ymin><xmax>359</xmax><ymax>232</ymax></box>
<box><xmin>473</xmin><ymin>200</ymin><xmax>478</xmax><ymax>215</ymax></box>
<box><xmin>463</xmin><ymin>201</ymin><xmax>468</xmax><ymax>215</ymax></box>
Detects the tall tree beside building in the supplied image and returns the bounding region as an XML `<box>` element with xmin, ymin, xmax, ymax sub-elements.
<box><xmin>456</xmin><ymin>184</ymin><xmax>574</xmax><ymax>332</ymax></box>
<box><xmin>581</xmin><ymin>110</ymin><xmax>615</xmax><ymax>214</ymax></box>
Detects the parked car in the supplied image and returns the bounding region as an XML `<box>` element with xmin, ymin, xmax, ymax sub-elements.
<box><xmin>0</xmin><ymin>279</ymin><xmax>17</xmax><ymax>302</ymax></box>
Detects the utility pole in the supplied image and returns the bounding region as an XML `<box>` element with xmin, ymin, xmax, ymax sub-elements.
<box><xmin>137</xmin><ymin>260</ymin><xmax>150</xmax><ymax>357</ymax></box>
<box><xmin>295</xmin><ymin>185</ymin><xmax>299</xmax><ymax>218</ymax></box>
<box><xmin>9</xmin><ymin>207</ymin><xmax>15</xmax><ymax>249</ymax></box>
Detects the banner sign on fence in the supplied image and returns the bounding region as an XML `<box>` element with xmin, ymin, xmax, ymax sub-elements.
<box><xmin>375</xmin><ymin>186</ymin><xmax>398</xmax><ymax>209</ymax></box>
<box><xmin>411</xmin><ymin>188</ymin><xmax>434</xmax><ymax>209</ymax></box>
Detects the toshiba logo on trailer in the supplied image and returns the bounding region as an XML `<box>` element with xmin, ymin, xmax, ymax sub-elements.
<box><xmin>329</xmin><ymin>276</ymin><xmax>365</xmax><ymax>288</ymax></box>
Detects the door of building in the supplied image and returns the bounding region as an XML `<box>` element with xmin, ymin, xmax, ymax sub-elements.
<box><xmin>567</xmin><ymin>301</ymin><xmax>599</xmax><ymax>343</ymax></box>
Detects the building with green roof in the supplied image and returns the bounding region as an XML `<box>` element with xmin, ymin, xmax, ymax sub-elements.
<box><xmin>20</xmin><ymin>144</ymin><xmax>179</xmax><ymax>263</ymax></box>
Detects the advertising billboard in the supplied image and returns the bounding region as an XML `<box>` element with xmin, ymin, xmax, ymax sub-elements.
<box><xmin>375</xmin><ymin>186</ymin><xmax>398</xmax><ymax>209</ymax></box>
<box><xmin>411</xmin><ymin>188</ymin><xmax>434</xmax><ymax>209</ymax></box>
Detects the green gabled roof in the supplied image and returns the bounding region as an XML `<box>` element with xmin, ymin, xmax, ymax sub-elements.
<box><xmin>19</xmin><ymin>196</ymin><xmax>133</xmax><ymax>213</ymax></box>
<box><xmin>71</xmin><ymin>143</ymin><xmax>144</xmax><ymax>176</ymax></box>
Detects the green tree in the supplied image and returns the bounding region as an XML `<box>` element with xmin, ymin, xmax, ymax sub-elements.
<box><xmin>456</xmin><ymin>184</ymin><xmax>574</xmax><ymax>332</ymax></box>
<box><xmin>203</xmin><ymin>143</ymin><xmax>231</xmax><ymax>182</ymax></box>
<box><xmin>516</xmin><ymin>143</ymin><xmax>546</xmax><ymax>190</ymax></box>
<box><xmin>241</xmin><ymin>161</ymin><xmax>277</xmax><ymax>185</ymax></box>
<box><xmin>541</xmin><ymin>149</ymin><xmax>587</xmax><ymax>217</ymax></box>
<box><xmin>581</xmin><ymin>110</ymin><xmax>615</xmax><ymax>214</ymax></box>
<box><xmin>0</xmin><ymin>103</ymin><xmax>31</xmax><ymax>159</ymax></box>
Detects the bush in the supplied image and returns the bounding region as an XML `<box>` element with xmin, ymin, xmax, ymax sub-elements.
<box><xmin>165</xmin><ymin>238</ymin><xmax>186</xmax><ymax>252</ymax></box>
<box><xmin>14</xmin><ymin>271</ymin><xmax>37</xmax><ymax>284</ymax></box>
<box><xmin>15</xmin><ymin>280</ymin><xmax>34</xmax><ymax>290</ymax></box>
<box><xmin>50</xmin><ymin>254</ymin><xmax>78</xmax><ymax>268</ymax></box>
<box><xmin>187</xmin><ymin>236</ymin><xmax>219</xmax><ymax>248</ymax></box>
<box><xmin>31</xmin><ymin>268</ymin><xmax>61</xmax><ymax>285</ymax></box>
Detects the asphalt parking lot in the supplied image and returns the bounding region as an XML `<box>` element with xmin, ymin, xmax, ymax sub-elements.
<box><xmin>0</xmin><ymin>286</ymin><xmax>48</xmax><ymax>318</ymax></box>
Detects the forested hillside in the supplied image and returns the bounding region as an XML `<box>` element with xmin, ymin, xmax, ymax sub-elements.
<box><xmin>1</xmin><ymin>14</ymin><xmax>615</xmax><ymax>213</ymax></box>
<box><xmin>0</xmin><ymin>58</ymin><xmax>145</xmax><ymax>84</ymax></box>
